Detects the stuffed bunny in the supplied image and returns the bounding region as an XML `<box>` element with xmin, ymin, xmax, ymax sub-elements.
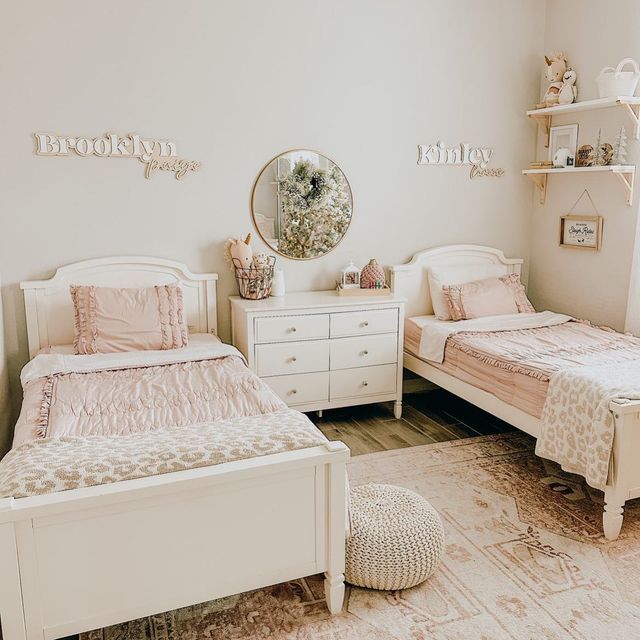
<box><xmin>558</xmin><ymin>69</ymin><xmax>578</xmax><ymax>105</ymax></box>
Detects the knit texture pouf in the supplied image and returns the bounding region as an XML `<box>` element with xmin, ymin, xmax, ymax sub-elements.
<box><xmin>345</xmin><ymin>483</ymin><xmax>445</xmax><ymax>590</ymax></box>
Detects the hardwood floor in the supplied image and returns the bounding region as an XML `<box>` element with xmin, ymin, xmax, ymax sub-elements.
<box><xmin>309</xmin><ymin>389</ymin><xmax>515</xmax><ymax>456</ymax></box>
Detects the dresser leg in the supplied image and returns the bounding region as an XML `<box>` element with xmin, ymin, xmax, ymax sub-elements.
<box><xmin>394</xmin><ymin>401</ymin><xmax>402</xmax><ymax>419</ymax></box>
<box><xmin>318</xmin><ymin>410</ymin><xmax>323</xmax><ymax>418</ymax></box>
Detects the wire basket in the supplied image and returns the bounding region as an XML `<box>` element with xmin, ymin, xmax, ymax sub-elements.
<box><xmin>233</xmin><ymin>256</ymin><xmax>276</xmax><ymax>300</ymax></box>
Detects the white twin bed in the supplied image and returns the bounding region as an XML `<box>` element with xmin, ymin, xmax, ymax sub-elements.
<box><xmin>390</xmin><ymin>244</ymin><xmax>640</xmax><ymax>542</ymax></box>
<box><xmin>0</xmin><ymin>257</ymin><xmax>349</xmax><ymax>640</ymax></box>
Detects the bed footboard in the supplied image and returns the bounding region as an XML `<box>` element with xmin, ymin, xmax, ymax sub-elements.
<box><xmin>604</xmin><ymin>399</ymin><xmax>640</xmax><ymax>540</ymax></box>
<box><xmin>0</xmin><ymin>442</ymin><xmax>349</xmax><ymax>640</ymax></box>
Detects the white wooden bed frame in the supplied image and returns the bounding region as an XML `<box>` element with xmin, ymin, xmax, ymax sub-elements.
<box><xmin>390</xmin><ymin>244</ymin><xmax>640</xmax><ymax>541</ymax></box>
<box><xmin>0</xmin><ymin>256</ymin><xmax>349</xmax><ymax>640</ymax></box>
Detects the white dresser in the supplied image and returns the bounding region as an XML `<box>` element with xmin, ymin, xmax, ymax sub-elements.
<box><xmin>230</xmin><ymin>291</ymin><xmax>405</xmax><ymax>418</ymax></box>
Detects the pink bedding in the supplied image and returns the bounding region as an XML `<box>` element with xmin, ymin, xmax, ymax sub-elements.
<box><xmin>405</xmin><ymin>317</ymin><xmax>640</xmax><ymax>418</ymax></box>
<box><xmin>13</xmin><ymin>336</ymin><xmax>286</xmax><ymax>447</ymax></box>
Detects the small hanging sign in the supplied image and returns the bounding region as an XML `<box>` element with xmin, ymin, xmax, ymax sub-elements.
<box><xmin>559</xmin><ymin>189</ymin><xmax>603</xmax><ymax>250</ymax></box>
<box><xmin>34</xmin><ymin>132</ymin><xmax>201</xmax><ymax>180</ymax></box>
<box><xmin>417</xmin><ymin>141</ymin><xmax>505</xmax><ymax>178</ymax></box>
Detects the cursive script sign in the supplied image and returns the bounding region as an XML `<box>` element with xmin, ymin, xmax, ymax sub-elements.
<box><xmin>560</xmin><ymin>214</ymin><xmax>602</xmax><ymax>250</ymax></box>
<box><xmin>417</xmin><ymin>141</ymin><xmax>505</xmax><ymax>178</ymax></box>
<box><xmin>34</xmin><ymin>132</ymin><xmax>201</xmax><ymax>180</ymax></box>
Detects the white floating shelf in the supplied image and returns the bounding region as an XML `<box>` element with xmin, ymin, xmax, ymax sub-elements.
<box><xmin>522</xmin><ymin>165</ymin><xmax>636</xmax><ymax>206</ymax></box>
<box><xmin>527</xmin><ymin>96</ymin><xmax>640</xmax><ymax>144</ymax></box>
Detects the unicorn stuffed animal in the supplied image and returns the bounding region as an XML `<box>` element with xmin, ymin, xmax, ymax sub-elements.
<box><xmin>541</xmin><ymin>54</ymin><xmax>568</xmax><ymax>107</ymax></box>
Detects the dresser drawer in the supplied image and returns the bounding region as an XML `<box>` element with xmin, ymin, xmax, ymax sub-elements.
<box><xmin>330</xmin><ymin>333</ymin><xmax>398</xmax><ymax>370</ymax></box>
<box><xmin>255</xmin><ymin>314</ymin><xmax>329</xmax><ymax>343</ymax></box>
<box><xmin>330</xmin><ymin>364</ymin><xmax>397</xmax><ymax>400</ymax></box>
<box><xmin>330</xmin><ymin>308</ymin><xmax>398</xmax><ymax>337</ymax></box>
<box><xmin>255</xmin><ymin>340</ymin><xmax>329</xmax><ymax>377</ymax></box>
<box><xmin>265</xmin><ymin>372</ymin><xmax>329</xmax><ymax>406</ymax></box>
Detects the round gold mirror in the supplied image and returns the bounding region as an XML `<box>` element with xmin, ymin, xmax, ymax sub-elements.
<box><xmin>251</xmin><ymin>149</ymin><xmax>353</xmax><ymax>260</ymax></box>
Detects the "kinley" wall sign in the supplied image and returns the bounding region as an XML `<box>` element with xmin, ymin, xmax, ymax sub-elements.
<box><xmin>34</xmin><ymin>132</ymin><xmax>201</xmax><ymax>180</ymax></box>
<box><xmin>417</xmin><ymin>141</ymin><xmax>504</xmax><ymax>178</ymax></box>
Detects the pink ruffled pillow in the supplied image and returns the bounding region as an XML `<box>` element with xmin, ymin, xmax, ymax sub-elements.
<box><xmin>70</xmin><ymin>284</ymin><xmax>188</xmax><ymax>354</ymax></box>
<box><xmin>443</xmin><ymin>274</ymin><xmax>535</xmax><ymax>321</ymax></box>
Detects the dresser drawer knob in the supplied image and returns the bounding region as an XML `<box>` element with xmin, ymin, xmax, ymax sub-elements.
<box><xmin>288</xmin><ymin>356</ymin><xmax>297</xmax><ymax>363</ymax></box>
<box><xmin>288</xmin><ymin>389</ymin><xmax>297</xmax><ymax>395</ymax></box>
<box><xmin>288</xmin><ymin>327</ymin><xmax>297</xmax><ymax>333</ymax></box>
<box><xmin>362</xmin><ymin>350</ymin><xmax>369</xmax><ymax>356</ymax></box>
<box><xmin>362</xmin><ymin>380</ymin><xmax>369</xmax><ymax>387</ymax></box>
<box><xmin>361</xmin><ymin>320</ymin><xmax>369</xmax><ymax>327</ymax></box>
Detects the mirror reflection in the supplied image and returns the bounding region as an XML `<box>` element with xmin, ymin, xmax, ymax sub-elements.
<box><xmin>251</xmin><ymin>150</ymin><xmax>353</xmax><ymax>260</ymax></box>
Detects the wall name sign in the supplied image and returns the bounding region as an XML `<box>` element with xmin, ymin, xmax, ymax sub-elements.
<box><xmin>417</xmin><ymin>141</ymin><xmax>505</xmax><ymax>178</ymax></box>
<box><xmin>34</xmin><ymin>132</ymin><xmax>201</xmax><ymax>180</ymax></box>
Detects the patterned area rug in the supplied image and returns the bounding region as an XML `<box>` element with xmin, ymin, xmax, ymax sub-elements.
<box><xmin>82</xmin><ymin>433</ymin><xmax>640</xmax><ymax>640</ymax></box>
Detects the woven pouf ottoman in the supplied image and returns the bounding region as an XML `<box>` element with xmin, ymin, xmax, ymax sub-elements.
<box><xmin>346</xmin><ymin>483</ymin><xmax>445</xmax><ymax>590</ymax></box>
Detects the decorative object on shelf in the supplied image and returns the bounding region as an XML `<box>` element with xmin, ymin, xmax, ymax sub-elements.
<box><xmin>611</xmin><ymin>127</ymin><xmax>627</xmax><ymax>164</ymax></box>
<box><xmin>553</xmin><ymin>148</ymin><xmax>573</xmax><ymax>168</ymax></box>
<box><xmin>529</xmin><ymin>160</ymin><xmax>553</xmax><ymax>168</ymax></box>
<box><xmin>225</xmin><ymin>234</ymin><xmax>254</xmax><ymax>269</ymax></box>
<box><xmin>558</xmin><ymin>69</ymin><xmax>578</xmax><ymax>105</ymax></box>
<box><xmin>549</xmin><ymin>124</ymin><xmax>578</xmax><ymax>165</ymax></box>
<box><xmin>597</xmin><ymin>58</ymin><xmax>640</xmax><ymax>98</ymax></box>
<box><xmin>417</xmin><ymin>141</ymin><xmax>504</xmax><ymax>178</ymax></box>
<box><xmin>600</xmin><ymin>143</ymin><xmax>614</xmax><ymax>165</ymax></box>
<box><xmin>539</xmin><ymin>53</ymin><xmax>570</xmax><ymax>108</ymax></box>
<box><xmin>591</xmin><ymin>128</ymin><xmax>614</xmax><ymax>166</ymax></box>
<box><xmin>340</xmin><ymin>260</ymin><xmax>361</xmax><ymax>289</ymax></box>
<box><xmin>251</xmin><ymin>149</ymin><xmax>353</xmax><ymax>260</ymax></box>
<box><xmin>559</xmin><ymin>190</ymin><xmax>603</xmax><ymax>251</ymax></box>
<box><xmin>360</xmin><ymin>259</ymin><xmax>386</xmax><ymax>289</ymax></box>
<box><xmin>612</xmin><ymin>127</ymin><xmax>629</xmax><ymax>165</ymax></box>
<box><xmin>271</xmin><ymin>269</ymin><xmax>286</xmax><ymax>297</ymax></box>
<box><xmin>233</xmin><ymin>255</ymin><xmax>276</xmax><ymax>300</ymax></box>
<box><xmin>576</xmin><ymin>144</ymin><xmax>595</xmax><ymax>167</ymax></box>
<box><xmin>34</xmin><ymin>132</ymin><xmax>201</xmax><ymax>180</ymax></box>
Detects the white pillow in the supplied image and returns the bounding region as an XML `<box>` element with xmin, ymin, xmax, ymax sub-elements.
<box><xmin>428</xmin><ymin>264</ymin><xmax>508</xmax><ymax>320</ymax></box>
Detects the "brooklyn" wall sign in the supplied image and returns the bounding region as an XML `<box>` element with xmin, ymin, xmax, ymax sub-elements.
<box><xmin>34</xmin><ymin>132</ymin><xmax>201</xmax><ymax>180</ymax></box>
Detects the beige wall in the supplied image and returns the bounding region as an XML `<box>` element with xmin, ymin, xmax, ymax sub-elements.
<box><xmin>527</xmin><ymin>0</ymin><xmax>640</xmax><ymax>329</ymax></box>
<box><xmin>0</xmin><ymin>1</ymin><xmax>544</xmax><ymax>448</ymax></box>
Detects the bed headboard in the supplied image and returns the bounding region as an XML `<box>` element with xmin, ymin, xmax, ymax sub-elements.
<box><xmin>20</xmin><ymin>256</ymin><xmax>219</xmax><ymax>358</ymax></box>
<box><xmin>389</xmin><ymin>244</ymin><xmax>524</xmax><ymax>318</ymax></box>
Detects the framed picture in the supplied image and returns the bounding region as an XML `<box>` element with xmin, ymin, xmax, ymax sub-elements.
<box><xmin>559</xmin><ymin>215</ymin><xmax>603</xmax><ymax>250</ymax></box>
<box><xmin>549</xmin><ymin>124</ymin><xmax>579</xmax><ymax>166</ymax></box>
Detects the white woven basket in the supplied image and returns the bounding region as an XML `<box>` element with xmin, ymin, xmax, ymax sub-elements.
<box><xmin>345</xmin><ymin>483</ymin><xmax>445</xmax><ymax>591</ymax></box>
<box><xmin>597</xmin><ymin>58</ymin><xmax>640</xmax><ymax>98</ymax></box>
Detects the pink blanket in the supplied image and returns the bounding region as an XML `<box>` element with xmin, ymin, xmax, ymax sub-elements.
<box><xmin>406</xmin><ymin>316</ymin><xmax>640</xmax><ymax>419</ymax></box>
<box><xmin>446</xmin><ymin>321</ymin><xmax>640</xmax><ymax>381</ymax></box>
<box><xmin>13</xmin><ymin>337</ymin><xmax>286</xmax><ymax>447</ymax></box>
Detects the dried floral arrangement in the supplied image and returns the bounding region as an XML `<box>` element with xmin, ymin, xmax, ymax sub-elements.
<box><xmin>277</xmin><ymin>159</ymin><xmax>352</xmax><ymax>259</ymax></box>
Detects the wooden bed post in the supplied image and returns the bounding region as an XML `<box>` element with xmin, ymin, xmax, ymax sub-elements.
<box><xmin>0</xmin><ymin>504</ymin><xmax>27</xmax><ymax>640</ymax></box>
<box><xmin>324</xmin><ymin>442</ymin><xmax>348</xmax><ymax>614</ymax></box>
<box><xmin>603</xmin><ymin>488</ymin><xmax>625</xmax><ymax>541</ymax></box>
<box><xmin>604</xmin><ymin>399</ymin><xmax>640</xmax><ymax>540</ymax></box>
